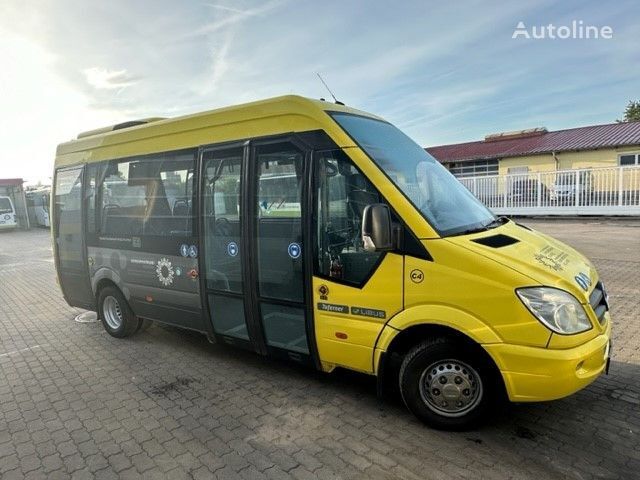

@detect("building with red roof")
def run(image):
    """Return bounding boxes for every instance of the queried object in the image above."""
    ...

[426,121,640,178]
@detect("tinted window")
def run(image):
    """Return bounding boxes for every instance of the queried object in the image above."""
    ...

[98,152,194,236]
[315,150,383,284]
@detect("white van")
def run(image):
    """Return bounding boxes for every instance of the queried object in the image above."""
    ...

[0,196,17,230]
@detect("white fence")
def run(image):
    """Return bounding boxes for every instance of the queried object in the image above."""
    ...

[457,165,640,216]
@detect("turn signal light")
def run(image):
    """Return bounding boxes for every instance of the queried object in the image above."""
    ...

[189,269,199,279]
[335,332,348,339]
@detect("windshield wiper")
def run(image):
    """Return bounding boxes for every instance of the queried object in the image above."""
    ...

[483,216,509,230]
[449,225,489,236]
[448,216,509,237]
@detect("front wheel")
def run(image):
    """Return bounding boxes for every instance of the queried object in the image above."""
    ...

[98,286,140,338]
[399,338,499,430]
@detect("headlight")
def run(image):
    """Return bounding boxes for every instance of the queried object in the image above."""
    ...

[516,287,592,334]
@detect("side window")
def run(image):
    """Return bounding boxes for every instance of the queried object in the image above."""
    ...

[100,161,146,235]
[315,150,384,285]
[98,152,195,236]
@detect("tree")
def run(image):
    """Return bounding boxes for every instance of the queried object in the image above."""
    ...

[617,100,640,122]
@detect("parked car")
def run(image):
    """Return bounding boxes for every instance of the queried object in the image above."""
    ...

[509,179,549,204]
[0,196,17,231]
[551,170,593,205]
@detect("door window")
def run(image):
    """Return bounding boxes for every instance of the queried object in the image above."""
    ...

[54,168,84,270]
[203,148,243,293]
[315,150,384,285]
[203,147,248,340]
[255,143,304,302]
[255,142,308,354]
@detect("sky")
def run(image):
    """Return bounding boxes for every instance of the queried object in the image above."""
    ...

[0,0,638,184]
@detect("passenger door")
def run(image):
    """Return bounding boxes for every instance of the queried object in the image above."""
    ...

[312,150,404,373]
[251,141,310,358]
[53,166,95,309]
[202,139,312,361]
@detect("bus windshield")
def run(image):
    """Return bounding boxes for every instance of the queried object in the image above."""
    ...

[331,113,495,236]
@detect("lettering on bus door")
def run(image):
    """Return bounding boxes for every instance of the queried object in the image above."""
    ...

[312,150,403,373]
[53,167,94,309]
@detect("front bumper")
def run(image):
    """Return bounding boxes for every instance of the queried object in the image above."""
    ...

[484,315,611,402]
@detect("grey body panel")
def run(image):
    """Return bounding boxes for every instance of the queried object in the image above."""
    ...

[88,246,205,331]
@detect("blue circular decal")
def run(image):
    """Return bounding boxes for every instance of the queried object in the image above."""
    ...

[188,245,198,258]
[179,244,189,257]
[227,242,238,257]
[288,242,301,259]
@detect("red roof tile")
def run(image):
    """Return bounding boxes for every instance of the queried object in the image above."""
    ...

[426,121,640,164]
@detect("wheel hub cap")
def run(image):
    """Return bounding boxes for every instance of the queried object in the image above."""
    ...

[103,296,123,330]
[419,360,483,417]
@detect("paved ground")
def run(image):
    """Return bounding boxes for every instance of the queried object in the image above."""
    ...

[0,220,638,480]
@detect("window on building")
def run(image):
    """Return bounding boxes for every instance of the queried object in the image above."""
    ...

[449,159,499,178]
[619,153,639,166]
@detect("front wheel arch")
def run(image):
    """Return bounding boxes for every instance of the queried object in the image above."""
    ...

[377,324,507,406]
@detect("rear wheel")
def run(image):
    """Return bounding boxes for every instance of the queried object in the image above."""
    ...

[399,337,498,430]
[98,286,140,338]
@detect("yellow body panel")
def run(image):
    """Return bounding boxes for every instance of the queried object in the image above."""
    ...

[312,253,404,374]
[56,94,611,405]
[484,316,610,401]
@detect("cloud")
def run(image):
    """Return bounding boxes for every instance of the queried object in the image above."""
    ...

[188,0,286,38]
[0,0,639,179]
[204,3,261,16]
[83,67,138,90]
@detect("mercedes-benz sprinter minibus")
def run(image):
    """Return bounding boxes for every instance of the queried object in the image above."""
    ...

[53,96,611,429]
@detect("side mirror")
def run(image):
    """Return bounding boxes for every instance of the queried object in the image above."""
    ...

[362,204,393,252]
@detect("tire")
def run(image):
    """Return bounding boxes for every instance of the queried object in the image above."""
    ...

[399,337,500,431]
[97,286,140,338]
[136,318,153,333]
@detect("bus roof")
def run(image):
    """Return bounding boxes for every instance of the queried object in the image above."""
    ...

[55,95,381,169]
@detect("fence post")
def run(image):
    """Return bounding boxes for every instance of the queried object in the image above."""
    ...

[536,172,542,208]
[574,170,580,208]
[618,166,624,206]
[503,176,508,209]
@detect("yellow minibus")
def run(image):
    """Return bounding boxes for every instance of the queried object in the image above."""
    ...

[53,96,611,429]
